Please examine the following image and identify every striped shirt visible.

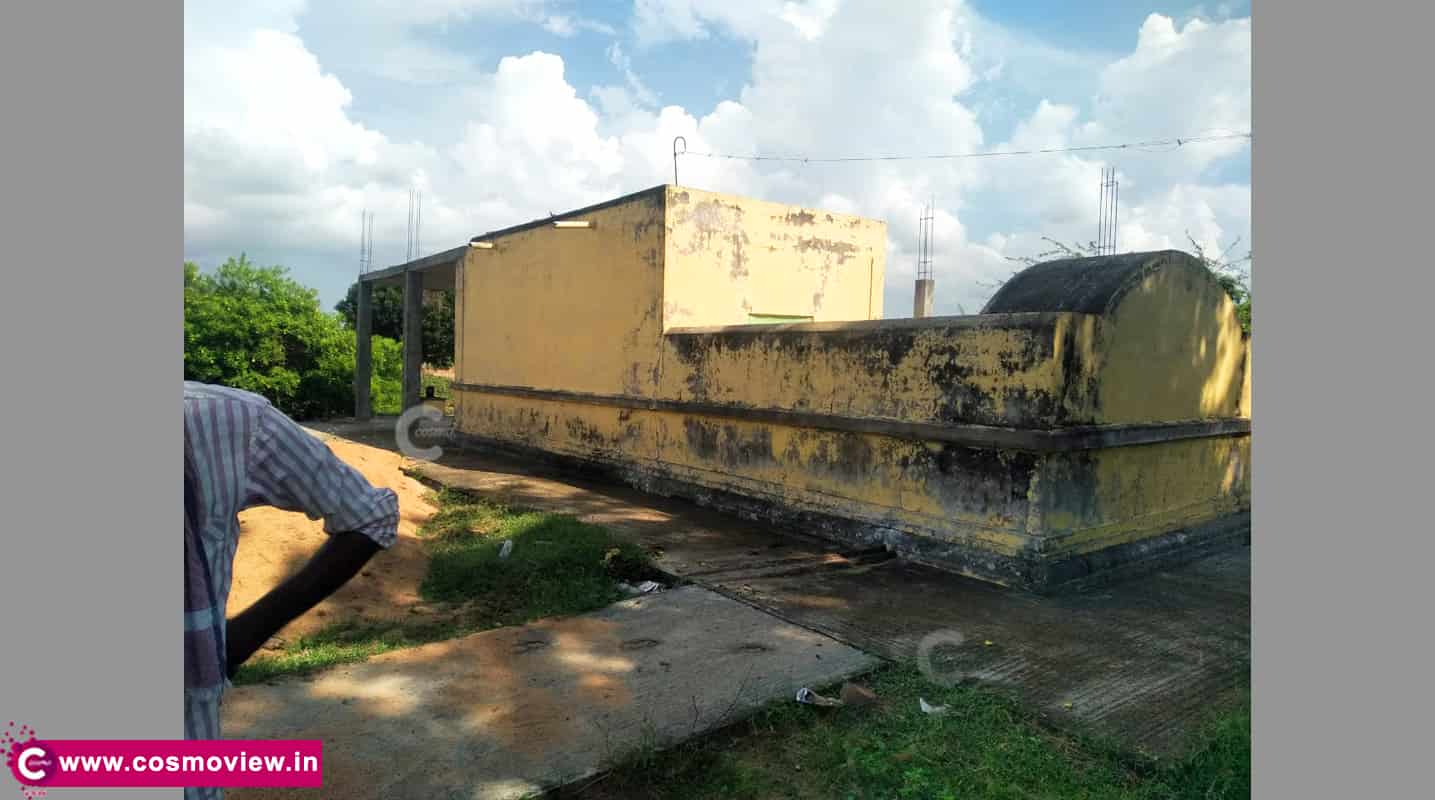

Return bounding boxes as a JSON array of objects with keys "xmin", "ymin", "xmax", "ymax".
[{"xmin": 183, "ymin": 382, "xmax": 397, "ymax": 797}]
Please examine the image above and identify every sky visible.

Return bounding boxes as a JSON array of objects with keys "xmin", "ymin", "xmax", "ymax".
[{"xmin": 183, "ymin": 0, "xmax": 1251, "ymax": 317}]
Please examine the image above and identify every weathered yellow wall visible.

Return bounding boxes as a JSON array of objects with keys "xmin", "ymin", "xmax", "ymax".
[
  {"xmin": 1030, "ymin": 436, "xmax": 1251, "ymax": 558},
  {"xmin": 456, "ymin": 190, "xmax": 666, "ymax": 398},
  {"xmin": 657, "ymin": 313, "xmax": 1101, "ymax": 428},
  {"xmin": 455, "ymin": 392, "xmax": 1036, "ymax": 559},
  {"xmin": 450, "ymin": 190, "xmax": 1250, "ymax": 589},
  {"xmin": 662, "ymin": 187, "xmax": 885, "ymax": 328},
  {"xmin": 453, "ymin": 390, "xmax": 1250, "ymax": 582},
  {"xmin": 1089, "ymin": 259, "xmax": 1248, "ymax": 424},
  {"xmin": 455, "ymin": 186, "xmax": 891, "ymax": 403},
  {"xmin": 1239, "ymin": 338, "xmax": 1251, "ymax": 418}
]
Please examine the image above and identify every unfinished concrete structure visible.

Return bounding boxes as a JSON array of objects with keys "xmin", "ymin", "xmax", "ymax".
[
  {"xmin": 913, "ymin": 278, "xmax": 935, "ymax": 317},
  {"xmin": 355, "ymin": 184, "xmax": 1251, "ymax": 591}
]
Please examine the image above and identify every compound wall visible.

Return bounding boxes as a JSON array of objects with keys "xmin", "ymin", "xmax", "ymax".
[{"xmin": 453, "ymin": 188, "xmax": 1251, "ymax": 590}]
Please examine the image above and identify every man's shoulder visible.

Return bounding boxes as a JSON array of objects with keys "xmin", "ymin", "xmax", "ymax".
[{"xmin": 184, "ymin": 381, "xmax": 275, "ymax": 411}]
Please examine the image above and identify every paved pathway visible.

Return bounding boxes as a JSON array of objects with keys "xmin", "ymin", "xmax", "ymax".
[{"xmin": 224, "ymin": 586, "xmax": 876, "ymax": 800}]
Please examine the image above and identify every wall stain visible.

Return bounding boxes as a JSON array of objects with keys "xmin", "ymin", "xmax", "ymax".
[
  {"xmin": 683, "ymin": 418, "xmax": 775, "ymax": 469},
  {"xmin": 566, "ymin": 417, "xmax": 611, "ymax": 450},
  {"xmin": 1035, "ymin": 451, "xmax": 1100, "ymax": 530},
  {"xmin": 730, "ymin": 231, "xmax": 750, "ymax": 280},
  {"xmin": 923, "ymin": 445, "xmax": 1038, "ymax": 522},
  {"xmin": 795, "ymin": 237, "xmax": 858, "ymax": 264},
  {"xmin": 632, "ymin": 217, "xmax": 660, "ymax": 244}
]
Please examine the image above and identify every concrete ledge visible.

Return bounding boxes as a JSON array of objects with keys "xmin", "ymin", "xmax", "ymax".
[
  {"xmin": 1023, "ymin": 512, "xmax": 1251, "ymax": 592},
  {"xmin": 445, "ymin": 431, "xmax": 1250, "ymax": 593},
  {"xmin": 451, "ymin": 382, "xmax": 1250, "ymax": 453}
]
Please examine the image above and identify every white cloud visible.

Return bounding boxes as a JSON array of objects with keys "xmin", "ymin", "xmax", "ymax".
[
  {"xmin": 543, "ymin": 14, "xmax": 577, "ymax": 35},
  {"xmin": 270, "ymin": 0, "xmax": 567, "ymax": 87},
  {"xmin": 184, "ymin": 1, "xmax": 1251, "ymax": 318},
  {"xmin": 449, "ymin": 52, "xmax": 626, "ymax": 214},
  {"xmin": 184, "ymin": 5, "xmax": 448, "ymax": 270},
  {"xmin": 1117, "ymin": 182, "xmax": 1252, "ymax": 256},
  {"xmin": 543, "ymin": 14, "xmax": 617, "ymax": 37},
  {"xmin": 632, "ymin": 0, "xmax": 838, "ymax": 45},
  {"xmin": 1093, "ymin": 14, "xmax": 1251, "ymax": 175},
  {"xmin": 941, "ymin": 11, "xmax": 1252, "ymax": 311},
  {"xmin": 606, "ymin": 42, "xmax": 659, "ymax": 108},
  {"xmin": 353, "ymin": 0, "xmax": 545, "ymax": 26}
]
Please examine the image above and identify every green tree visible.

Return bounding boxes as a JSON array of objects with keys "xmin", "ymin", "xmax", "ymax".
[
  {"xmin": 335, "ymin": 283, "xmax": 455, "ymax": 369},
  {"xmin": 1184, "ymin": 233, "xmax": 1252, "ymax": 334},
  {"xmin": 184, "ymin": 255, "xmax": 402, "ymax": 420},
  {"xmin": 334, "ymin": 284, "xmax": 403, "ymax": 340}
]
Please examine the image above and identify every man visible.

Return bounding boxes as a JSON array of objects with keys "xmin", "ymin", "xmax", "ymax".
[{"xmin": 184, "ymin": 381, "xmax": 398, "ymax": 800}]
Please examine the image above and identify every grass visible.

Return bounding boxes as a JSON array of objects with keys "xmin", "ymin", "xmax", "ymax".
[
  {"xmin": 421, "ymin": 372, "xmax": 454, "ymax": 414},
  {"xmin": 566, "ymin": 666, "xmax": 1250, "ymax": 800},
  {"xmin": 421, "ymin": 372, "xmax": 452, "ymax": 399},
  {"xmin": 233, "ymin": 487, "xmax": 657, "ymax": 685},
  {"xmin": 231, "ymin": 618, "xmax": 466, "ymax": 684},
  {"xmin": 372, "ymin": 371, "xmax": 454, "ymax": 416},
  {"xmin": 419, "ymin": 487, "xmax": 656, "ymax": 623},
  {"xmin": 1159, "ymin": 697, "xmax": 1251, "ymax": 799}
]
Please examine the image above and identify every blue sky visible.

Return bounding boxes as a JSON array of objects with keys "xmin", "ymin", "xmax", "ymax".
[{"xmin": 184, "ymin": 0, "xmax": 1251, "ymax": 316}]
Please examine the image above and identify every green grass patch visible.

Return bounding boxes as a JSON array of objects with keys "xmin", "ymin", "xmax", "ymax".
[
  {"xmin": 421, "ymin": 373, "xmax": 452, "ymax": 399},
  {"xmin": 232, "ymin": 618, "xmax": 465, "ymax": 684},
  {"xmin": 569, "ymin": 666, "xmax": 1250, "ymax": 800},
  {"xmin": 420, "ymin": 488, "xmax": 655, "ymax": 624},
  {"xmin": 233, "ymin": 487, "xmax": 657, "ymax": 684},
  {"xmin": 1159, "ymin": 692, "xmax": 1251, "ymax": 800}
]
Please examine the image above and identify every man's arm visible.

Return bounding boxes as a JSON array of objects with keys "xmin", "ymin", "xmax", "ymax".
[
  {"xmin": 225, "ymin": 532, "xmax": 381, "ymax": 677},
  {"xmin": 226, "ymin": 404, "xmax": 399, "ymax": 678}
]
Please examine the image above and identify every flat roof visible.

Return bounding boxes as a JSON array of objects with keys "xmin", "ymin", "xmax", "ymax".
[
  {"xmin": 466, "ymin": 184, "xmax": 667, "ymax": 245},
  {"xmin": 359, "ymin": 184, "xmax": 669, "ymax": 288},
  {"xmin": 359, "ymin": 245, "xmax": 466, "ymax": 289},
  {"xmin": 358, "ymin": 183, "xmax": 887, "ymax": 289}
]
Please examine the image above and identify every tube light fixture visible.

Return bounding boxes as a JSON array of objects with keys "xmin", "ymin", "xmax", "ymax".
[{"xmin": 552, "ymin": 220, "xmax": 592, "ymax": 229}]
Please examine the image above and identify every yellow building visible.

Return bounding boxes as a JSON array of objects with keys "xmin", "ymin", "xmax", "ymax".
[{"xmin": 359, "ymin": 184, "xmax": 1251, "ymax": 591}]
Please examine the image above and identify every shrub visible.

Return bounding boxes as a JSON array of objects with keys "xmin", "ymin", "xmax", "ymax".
[{"xmin": 184, "ymin": 256, "xmax": 402, "ymax": 420}]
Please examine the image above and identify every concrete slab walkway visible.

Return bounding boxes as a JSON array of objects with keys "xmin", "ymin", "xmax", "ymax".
[
  {"xmin": 303, "ymin": 419, "xmax": 1249, "ymax": 758},
  {"xmin": 224, "ymin": 586, "xmax": 876, "ymax": 800}
]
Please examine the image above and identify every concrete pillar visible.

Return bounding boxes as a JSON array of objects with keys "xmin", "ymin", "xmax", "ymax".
[
  {"xmin": 354, "ymin": 280, "xmax": 373, "ymax": 420},
  {"xmin": 402, "ymin": 269, "xmax": 424, "ymax": 411},
  {"xmin": 914, "ymin": 278, "xmax": 935, "ymax": 318}
]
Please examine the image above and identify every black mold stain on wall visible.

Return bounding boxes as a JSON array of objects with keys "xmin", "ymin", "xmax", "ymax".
[
  {"xmin": 664, "ymin": 315, "xmax": 1084, "ymax": 427},
  {"xmin": 566, "ymin": 417, "xmax": 612, "ymax": 450},
  {"xmin": 796, "ymin": 430, "xmax": 876, "ymax": 482},
  {"xmin": 1033, "ymin": 451, "xmax": 1101, "ymax": 530},
  {"xmin": 919, "ymin": 444, "xmax": 1039, "ymax": 523},
  {"xmin": 1056, "ymin": 321, "xmax": 1101, "ymax": 424},
  {"xmin": 683, "ymin": 418, "xmax": 776, "ymax": 470}
]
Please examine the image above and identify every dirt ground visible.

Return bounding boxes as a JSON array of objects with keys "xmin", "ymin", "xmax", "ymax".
[{"xmin": 226, "ymin": 433, "xmax": 437, "ymax": 642}]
